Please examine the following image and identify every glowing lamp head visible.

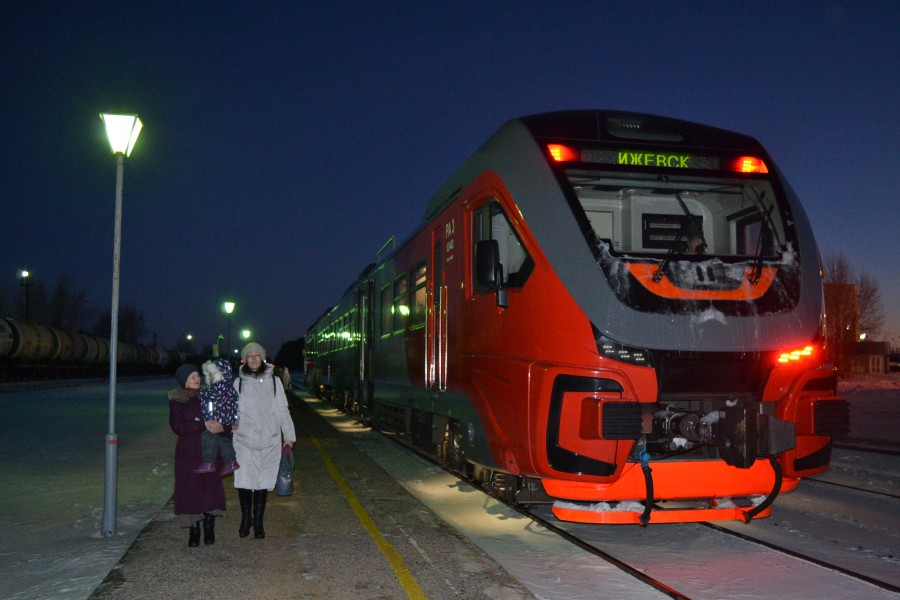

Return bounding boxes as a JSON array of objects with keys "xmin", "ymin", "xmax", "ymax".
[
  {"xmin": 100, "ymin": 113, "xmax": 143, "ymax": 157},
  {"xmin": 223, "ymin": 301, "xmax": 236, "ymax": 314}
]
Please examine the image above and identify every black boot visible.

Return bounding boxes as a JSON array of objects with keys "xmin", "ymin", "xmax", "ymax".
[
  {"xmin": 238, "ymin": 488, "xmax": 252, "ymax": 538},
  {"xmin": 188, "ymin": 523, "xmax": 200, "ymax": 547},
  {"xmin": 253, "ymin": 489, "xmax": 268, "ymax": 539},
  {"xmin": 202, "ymin": 513, "xmax": 216, "ymax": 545}
]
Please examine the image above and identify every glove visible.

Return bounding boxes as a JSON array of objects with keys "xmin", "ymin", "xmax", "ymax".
[{"xmin": 282, "ymin": 444, "xmax": 293, "ymax": 458}]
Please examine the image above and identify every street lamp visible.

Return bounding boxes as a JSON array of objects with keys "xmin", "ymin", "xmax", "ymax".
[
  {"xmin": 99, "ymin": 112, "xmax": 143, "ymax": 538},
  {"xmin": 224, "ymin": 301, "xmax": 235, "ymax": 358},
  {"xmin": 18, "ymin": 269, "xmax": 33, "ymax": 322},
  {"xmin": 241, "ymin": 329, "xmax": 252, "ymax": 341}
]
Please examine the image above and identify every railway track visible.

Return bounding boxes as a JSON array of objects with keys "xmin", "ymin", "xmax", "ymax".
[
  {"xmin": 379, "ymin": 426, "xmax": 900, "ymax": 598},
  {"xmin": 804, "ymin": 475, "xmax": 900, "ymax": 501},
  {"xmin": 835, "ymin": 442, "xmax": 900, "ymax": 457},
  {"xmin": 515, "ymin": 505, "xmax": 693, "ymax": 599},
  {"xmin": 522, "ymin": 498, "xmax": 900, "ymax": 599},
  {"xmin": 701, "ymin": 521, "xmax": 900, "ymax": 595}
]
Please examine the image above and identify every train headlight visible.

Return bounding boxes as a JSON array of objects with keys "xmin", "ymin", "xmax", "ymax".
[{"xmin": 595, "ymin": 331, "xmax": 653, "ymax": 367}]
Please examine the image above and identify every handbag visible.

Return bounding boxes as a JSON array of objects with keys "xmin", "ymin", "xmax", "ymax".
[{"xmin": 275, "ymin": 450, "xmax": 295, "ymax": 496}]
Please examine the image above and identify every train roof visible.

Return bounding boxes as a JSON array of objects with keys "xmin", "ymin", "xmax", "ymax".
[
  {"xmin": 518, "ymin": 110, "xmax": 764, "ymax": 150},
  {"xmin": 424, "ymin": 110, "xmax": 766, "ymax": 221}
]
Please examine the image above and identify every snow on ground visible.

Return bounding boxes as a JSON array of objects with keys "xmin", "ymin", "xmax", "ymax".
[
  {"xmin": 0, "ymin": 381, "xmax": 175, "ymax": 600},
  {"xmin": 0, "ymin": 374, "xmax": 897, "ymax": 599}
]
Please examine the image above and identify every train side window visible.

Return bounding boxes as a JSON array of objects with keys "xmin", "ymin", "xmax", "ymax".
[
  {"xmin": 410, "ymin": 263, "xmax": 427, "ymax": 329},
  {"xmin": 349, "ymin": 307, "xmax": 357, "ymax": 347},
  {"xmin": 393, "ymin": 274, "xmax": 408, "ymax": 333},
  {"xmin": 380, "ymin": 284, "xmax": 392, "ymax": 338},
  {"xmin": 472, "ymin": 200, "xmax": 533, "ymax": 291}
]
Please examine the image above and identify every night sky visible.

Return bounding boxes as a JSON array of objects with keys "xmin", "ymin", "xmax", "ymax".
[{"xmin": 2, "ymin": 2, "xmax": 898, "ymax": 354}]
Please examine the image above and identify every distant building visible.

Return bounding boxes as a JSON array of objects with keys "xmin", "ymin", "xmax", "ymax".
[
  {"xmin": 823, "ymin": 282, "xmax": 859, "ymax": 374},
  {"xmin": 851, "ymin": 341, "xmax": 890, "ymax": 375}
]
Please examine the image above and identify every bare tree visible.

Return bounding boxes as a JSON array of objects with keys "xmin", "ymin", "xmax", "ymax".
[
  {"xmin": 823, "ymin": 253, "xmax": 854, "ymax": 284},
  {"xmin": 93, "ymin": 304, "xmax": 148, "ymax": 344},
  {"xmin": 0, "ymin": 286, "xmax": 9, "ymax": 317},
  {"xmin": 47, "ymin": 277, "xmax": 94, "ymax": 332},
  {"xmin": 822, "ymin": 252, "xmax": 885, "ymax": 373},
  {"xmin": 858, "ymin": 273, "xmax": 885, "ymax": 334}
]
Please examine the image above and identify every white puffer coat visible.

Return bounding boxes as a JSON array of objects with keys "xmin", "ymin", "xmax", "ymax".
[{"xmin": 232, "ymin": 364, "xmax": 296, "ymax": 490}]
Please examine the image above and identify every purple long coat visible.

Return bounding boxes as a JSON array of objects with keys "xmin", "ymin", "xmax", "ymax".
[{"xmin": 168, "ymin": 387, "xmax": 226, "ymax": 516}]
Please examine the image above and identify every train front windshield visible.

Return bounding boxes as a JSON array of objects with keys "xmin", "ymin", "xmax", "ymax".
[
  {"xmin": 565, "ymin": 169, "xmax": 793, "ymax": 260},
  {"xmin": 558, "ymin": 161, "xmax": 802, "ymax": 316}
]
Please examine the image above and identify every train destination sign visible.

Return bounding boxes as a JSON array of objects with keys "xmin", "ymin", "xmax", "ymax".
[{"xmin": 581, "ymin": 149, "xmax": 720, "ymax": 170}]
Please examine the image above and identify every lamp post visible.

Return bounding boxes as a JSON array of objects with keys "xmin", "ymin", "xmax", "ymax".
[
  {"xmin": 224, "ymin": 301, "xmax": 235, "ymax": 358},
  {"xmin": 18, "ymin": 269, "xmax": 33, "ymax": 322},
  {"xmin": 99, "ymin": 112, "xmax": 143, "ymax": 538}
]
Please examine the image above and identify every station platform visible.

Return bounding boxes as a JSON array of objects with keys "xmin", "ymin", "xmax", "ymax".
[{"xmin": 88, "ymin": 391, "xmax": 536, "ymax": 600}]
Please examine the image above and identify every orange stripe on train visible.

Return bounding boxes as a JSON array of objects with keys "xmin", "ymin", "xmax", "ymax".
[{"xmin": 627, "ymin": 263, "xmax": 777, "ymax": 300}]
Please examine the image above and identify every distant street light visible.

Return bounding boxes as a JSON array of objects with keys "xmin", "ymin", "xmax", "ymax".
[
  {"xmin": 18, "ymin": 269, "xmax": 33, "ymax": 322},
  {"xmin": 224, "ymin": 301, "xmax": 235, "ymax": 358},
  {"xmin": 241, "ymin": 329, "xmax": 252, "ymax": 340},
  {"xmin": 99, "ymin": 112, "xmax": 143, "ymax": 538}
]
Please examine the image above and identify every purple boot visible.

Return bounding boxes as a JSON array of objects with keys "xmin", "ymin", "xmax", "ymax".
[{"xmin": 219, "ymin": 460, "xmax": 240, "ymax": 477}]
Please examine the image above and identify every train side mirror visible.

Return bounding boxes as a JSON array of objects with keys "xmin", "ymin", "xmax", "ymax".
[{"xmin": 475, "ymin": 240, "xmax": 508, "ymax": 308}]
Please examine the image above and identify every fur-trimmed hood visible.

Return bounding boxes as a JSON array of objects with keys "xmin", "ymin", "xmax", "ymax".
[{"xmin": 167, "ymin": 387, "xmax": 198, "ymax": 404}]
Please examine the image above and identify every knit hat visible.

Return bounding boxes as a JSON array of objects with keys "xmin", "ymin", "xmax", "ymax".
[
  {"xmin": 175, "ymin": 363, "xmax": 199, "ymax": 387},
  {"xmin": 241, "ymin": 342, "xmax": 266, "ymax": 362}
]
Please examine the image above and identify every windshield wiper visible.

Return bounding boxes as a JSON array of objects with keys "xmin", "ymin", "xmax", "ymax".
[
  {"xmin": 748, "ymin": 202, "xmax": 775, "ymax": 285},
  {"xmin": 745, "ymin": 189, "xmax": 781, "ymax": 285}
]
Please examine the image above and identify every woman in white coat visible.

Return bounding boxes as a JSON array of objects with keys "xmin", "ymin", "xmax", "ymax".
[{"xmin": 232, "ymin": 342, "xmax": 296, "ymax": 539}]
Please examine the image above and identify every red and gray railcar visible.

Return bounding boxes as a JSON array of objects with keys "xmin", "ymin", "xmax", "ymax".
[{"xmin": 306, "ymin": 110, "xmax": 848, "ymax": 524}]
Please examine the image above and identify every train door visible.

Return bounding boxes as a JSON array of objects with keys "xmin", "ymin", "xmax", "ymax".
[
  {"xmin": 355, "ymin": 279, "xmax": 374, "ymax": 414},
  {"xmin": 426, "ymin": 226, "xmax": 448, "ymax": 391}
]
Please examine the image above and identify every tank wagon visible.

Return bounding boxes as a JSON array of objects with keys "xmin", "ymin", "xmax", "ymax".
[
  {"xmin": 306, "ymin": 110, "xmax": 849, "ymax": 525},
  {"xmin": 1, "ymin": 316, "xmax": 179, "ymax": 381}
]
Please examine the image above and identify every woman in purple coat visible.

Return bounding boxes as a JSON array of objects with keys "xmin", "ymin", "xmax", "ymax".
[{"xmin": 168, "ymin": 363, "xmax": 227, "ymax": 547}]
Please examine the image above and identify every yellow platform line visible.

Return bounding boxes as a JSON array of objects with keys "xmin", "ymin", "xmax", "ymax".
[{"xmin": 308, "ymin": 432, "xmax": 427, "ymax": 600}]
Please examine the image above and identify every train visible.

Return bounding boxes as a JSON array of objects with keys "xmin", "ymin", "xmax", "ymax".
[
  {"xmin": 0, "ymin": 316, "xmax": 181, "ymax": 381},
  {"xmin": 305, "ymin": 110, "xmax": 849, "ymax": 525}
]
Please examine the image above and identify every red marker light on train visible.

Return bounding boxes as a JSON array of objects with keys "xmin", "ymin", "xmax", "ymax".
[
  {"xmin": 733, "ymin": 156, "xmax": 769, "ymax": 173},
  {"xmin": 776, "ymin": 345, "xmax": 814, "ymax": 364},
  {"xmin": 547, "ymin": 144, "xmax": 579, "ymax": 162}
]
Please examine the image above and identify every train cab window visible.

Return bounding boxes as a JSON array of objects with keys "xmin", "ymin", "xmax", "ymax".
[
  {"xmin": 472, "ymin": 201, "xmax": 534, "ymax": 290},
  {"xmin": 410, "ymin": 263, "xmax": 427, "ymax": 329},
  {"xmin": 393, "ymin": 274, "xmax": 408, "ymax": 333}
]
